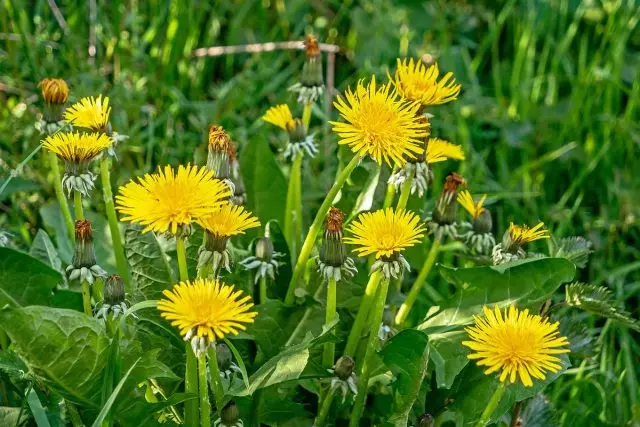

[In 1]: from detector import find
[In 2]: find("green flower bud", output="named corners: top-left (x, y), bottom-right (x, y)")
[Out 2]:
top-left (417, 413), bottom-right (435, 427)
top-left (221, 400), bottom-right (240, 425)
top-left (216, 343), bottom-right (233, 372)
top-left (104, 274), bottom-right (125, 306)
top-left (334, 355), bottom-right (356, 381)
top-left (255, 237), bottom-right (274, 262)
top-left (300, 35), bottom-right (323, 88)
top-left (72, 220), bottom-right (97, 268)
top-left (473, 208), bottom-right (493, 234)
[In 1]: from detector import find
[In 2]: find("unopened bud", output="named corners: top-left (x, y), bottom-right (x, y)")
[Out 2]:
top-left (73, 220), bottom-right (96, 268)
top-left (207, 125), bottom-right (232, 180)
top-left (104, 274), bottom-right (125, 306)
top-left (38, 78), bottom-right (69, 124)
top-left (434, 172), bottom-right (466, 225)
top-left (221, 401), bottom-right (240, 425)
top-left (473, 208), bottom-right (493, 234)
top-left (216, 343), bottom-right (233, 372)
top-left (301, 35), bottom-right (323, 88)
top-left (255, 237), bottom-right (274, 262)
top-left (287, 118), bottom-right (307, 142)
top-left (334, 355), bottom-right (355, 381)
top-left (319, 207), bottom-right (348, 267)
top-left (417, 413), bottom-right (434, 427)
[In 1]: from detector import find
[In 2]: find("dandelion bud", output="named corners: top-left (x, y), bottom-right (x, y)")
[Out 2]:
top-left (104, 274), bottom-right (125, 306)
top-left (240, 235), bottom-right (284, 284)
top-left (38, 78), bottom-right (69, 124)
top-left (255, 237), bottom-right (274, 262)
top-left (207, 125), bottom-right (233, 187)
top-left (318, 208), bottom-right (357, 282)
top-left (433, 172), bottom-right (466, 225)
top-left (289, 34), bottom-right (324, 104)
top-left (216, 342), bottom-right (233, 372)
top-left (474, 208), bottom-right (493, 234)
top-left (417, 413), bottom-right (435, 427)
top-left (220, 401), bottom-right (241, 426)
top-left (334, 355), bottom-right (356, 381)
top-left (66, 220), bottom-right (107, 284)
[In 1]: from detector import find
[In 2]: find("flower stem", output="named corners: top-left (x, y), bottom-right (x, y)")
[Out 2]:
top-left (285, 155), bottom-right (360, 306)
top-left (100, 156), bottom-right (130, 288)
top-left (395, 235), bottom-right (442, 326)
top-left (259, 275), bottom-right (268, 304)
top-left (81, 280), bottom-right (92, 316)
top-left (349, 278), bottom-right (389, 427)
top-left (476, 382), bottom-right (507, 427)
top-left (207, 345), bottom-right (225, 417)
top-left (322, 277), bottom-right (338, 369)
top-left (197, 353), bottom-right (211, 427)
top-left (314, 386), bottom-right (337, 427)
top-left (284, 154), bottom-right (303, 261)
top-left (382, 166), bottom-right (398, 209)
top-left (176, 236), bottom-right (189, 282)
top-left (302, 102), bottom-right (313, 130)
top-left (395, 175), bottom-right (413, 210)
top-left (73, 190), bottom-right (84, 220)
top-left (49, 151), bottom-right (75, 242)
top-left (344, 270), bottom-right (382, 357)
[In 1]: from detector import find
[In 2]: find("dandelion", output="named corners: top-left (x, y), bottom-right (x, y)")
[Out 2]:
top-left (64, 95), bottom-right (111, 132)
top-left (331, 76), bottom-right (428, 167)
top-left (457, 190), bottom-right (495, 255)
top-left (39, 78), bottom-right (69, 106)
top-left (462, 305), bottom-right (569, 387)
top-left (263, 104), bottom-right (317, 160)
top-left (391, 58), bottom-right (461, 108)
top-left (42, 131), bottom-right (113, 196)
top-left (157, 278), bottom-right (257, 355)
top-left (206, 125), bottom-right (235, 192)
top-left (115, 164), bottom-right (231, 235)
top-left (317, 207), bottom-right (357, 282)
top-left (95, 274), bottom-right (130, 320)
top-left (197, 204), bottom-right (261, 275)
top-left (492, 222), bottom-right (550, 265)
top-left (240, 235), bottom-right (284, 287)
top-left (289, 34), bottom-right (324, 104)
top-left (426, 172), bottom-right (466, 240)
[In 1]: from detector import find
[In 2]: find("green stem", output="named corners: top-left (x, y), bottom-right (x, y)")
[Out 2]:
top-left (176, 236), bottom-right (189, 281)
top-left (259, 275), bottom-right (268, 304)
top-left (395, 175), bottom-right (413, 211)
top-left (285, 155), bottom-right (361, 306)
top-left (207, 345), bottom-right (225, 417)
top-left (344, 270), bottom-right (383, 357)
top-left (302, 102), bottom-right (313, 130)
top-left (314, 386), bottom-right (336, 427)
top-left (395, 235), bottom-right (442, 326)
top-left (382, 167), bottom-right (398, 209)
top-left (81, 280), bottom-right (92, 316)
top-left (284, 154), bottom-right (303, 262)
top-left (198, 353), bottom-right (211, 427)
top-left (185, 346), bottom-right (199, 427)
top-left (349, 278), bottom-right (389, 427)
top-left (100, 156), bottom-right (130, 288)
top-left (322, 277), bottom-right (338, 369)
top-left (49, 152), bottom-right (75, 242)
top-left (73, 190), bottom-right (84, 220)
top-left (475, 382), bottom-right (507, 427)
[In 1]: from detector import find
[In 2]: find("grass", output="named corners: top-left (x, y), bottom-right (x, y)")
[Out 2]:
top-left (1, 0), bottom-right (639, 425)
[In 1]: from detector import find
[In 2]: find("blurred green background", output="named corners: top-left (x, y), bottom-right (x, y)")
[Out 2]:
top-left (1, 0), bottom-right (639, 424)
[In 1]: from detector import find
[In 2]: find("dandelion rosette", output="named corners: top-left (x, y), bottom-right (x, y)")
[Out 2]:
top-left (457, 190), bottom-right (495, 254)
top-left (345, 208), bottom-right (425, 279)
top-left (263, 104), bottom-right (317, 160)
top-left (64, 95), bottom-right (111, 132)
top-left (492, 222), bottom-right (550, 265)
top-left (331, 76), bottom-right (428, 168)
top-left (391, 58), bottom-right (461, 108)
top-left (462, 305), bottom-right (570, 387)
top-left (317, 207), bottom-right (357, 282)
top-left (42, 131), bottom-right (113, 196)
top-left (388, 135), bottom-right (465, 197)
top-left (288, 34), bottom-right (324, 104)
top-left (197, 204), bottom-right (261, 274)
top-left (115, 164), bottom-right (231, 235)
top-left (157, 278), bottom-right (257, 356)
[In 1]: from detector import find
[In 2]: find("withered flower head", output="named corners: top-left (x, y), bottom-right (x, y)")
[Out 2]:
top-left (208, 125), bottom-right (232, 152)
top-left (326, 207), bottom-right (345, 236)
top-left (75, 219), bottom-right (93, 242)
top-left (303, 34), bottom-right (321, 58)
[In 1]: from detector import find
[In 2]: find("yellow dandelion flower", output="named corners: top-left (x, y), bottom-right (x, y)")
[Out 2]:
top-left (457, 190), bottom-right (487, 219)
top-left (330, 76), bottom-right (429, 167)
top-left (64, 95), bottom-right (111, 131)
top-left (462, 305), bottom-right (570, 387)
top-left (42, 131), bottom-right (113, 162)
top-left (426, 138), bottom-right (465, 163)
top-left (115, 164), bottom-right (231, 234)
top-left (198, 204), bottom-right (261, 238)
top-left (262, 104), bottom-right (295, 131)
top-left (509, 222), bottom-right (550, 246)
top-left (344, 208), bottom-right (426, 258)
top-left (38, 78), bottom-right (69, 105)
top-left (392, 58), bottom-right (461, 107)
top-left (158, 278), bottom-right (257, 341)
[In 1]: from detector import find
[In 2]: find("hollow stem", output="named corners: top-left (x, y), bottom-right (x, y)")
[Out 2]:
top-left (395, 235), bottom-right (442, 326)
top-left (382, 166), bottom-right (398, 209)
top-left (344, 270), bottom-right (382, 357)
top-left (322, 277), bottom-right (338, 369)
top-left (100, 156), bottom-right (130, 288)
top-left (302, 102), bottom-right (313, 130)
top-left (176, 236), bottom-right (189, 282)
top-left (81, 280), bottom-right (92, 316)
top-left (49, 152), bottom-right (75, 242)
top-left (285, 155), bottom-right (361, 306)
top-left (476, 382), bottom-right (507, 427)
top-left (207, 345), bottom-right (225, 417)
top-left (395, 175), bottom-right (413, 211)
top-left (73, 190), bottom-right (84, 220)
top-left (198, 353), bottom-right (211, 427)
top-left (284, 154), bottom-right (303, 261)
top-left (314, 386), bottom-right (337, 427)
top-left (349, 278), bottom-right (389, 427)
top-left (259, 275), bottom-right (268, 304)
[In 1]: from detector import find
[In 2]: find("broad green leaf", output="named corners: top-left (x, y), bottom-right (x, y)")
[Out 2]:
top-left (379, 329), bottom-right (429, 426)
top-left (29, 229), bottom-right (64, 275)
top-left (259, 386), bottom-right (311, 425)
top-left (91, 359), bottom-right (140, 427)
top-left (0, 177), bottom-right (40, 201)
top-left (26, 388), bottom-right (52, 427)
top-left (40, 202), bottom-right (73, 263)
top-left (0, 407), bottom-right (24, 426)
top-left (0, 247), bottom-right (61, 307)
top-left (428, 330), bottom-right (469, 390)
top-left (247, 300), bottom-right (299, 359)
top-left (124, 225), bottom-right (175, 302)
top-left (50, 289), bottom-right (84, 311)
top-left (565, 282), bottom-right (640, 331)
top-left (421, 258), bottom-right (575, 328)
top-left (0, 306), bottom-right (111, 408)
top-left (240, 139), bottom-right (287, 226)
